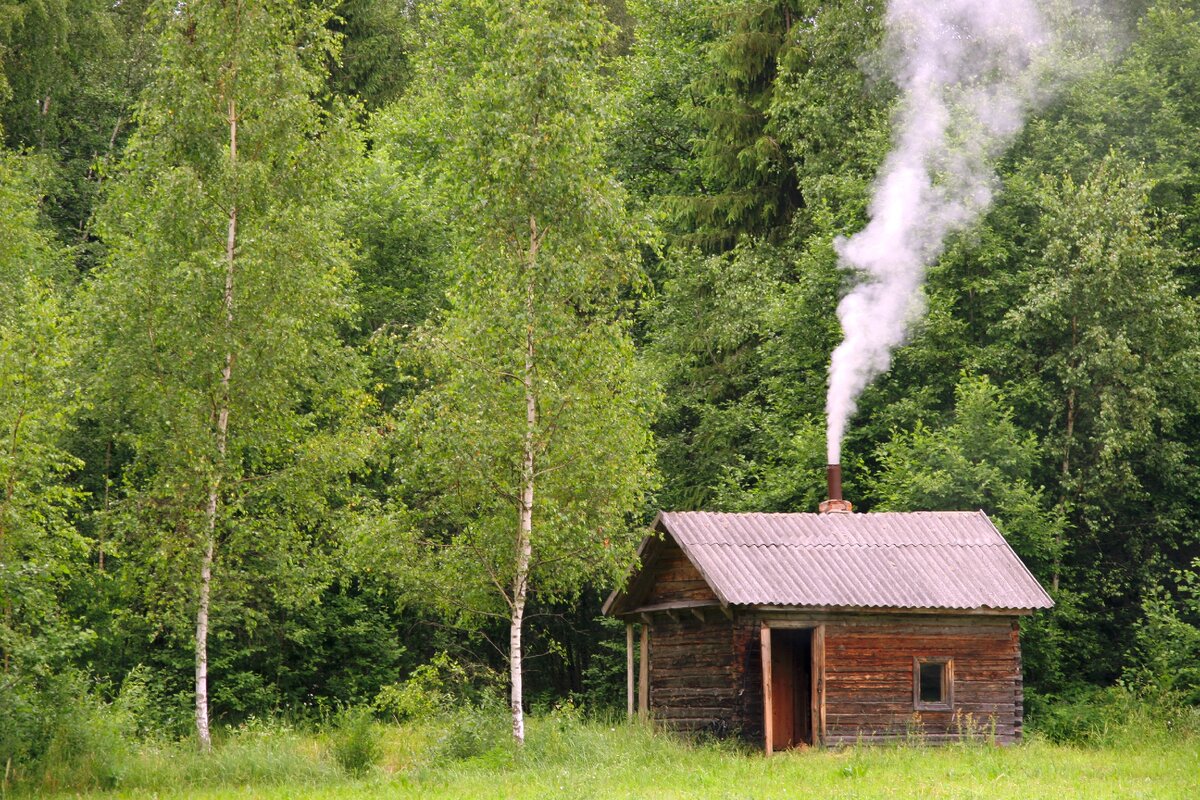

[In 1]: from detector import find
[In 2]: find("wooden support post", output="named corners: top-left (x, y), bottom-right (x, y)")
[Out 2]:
top-left (814, 624), bottom-right (826, 746)
top-left (761, 623), bottom-right (773, 755)
top-left (810, 627), bottom-right (819, 747)
top-left (690, 607), bottom-right (706, 623)
top-left (638, 624), bottom-right (649, 720)
top-left (626, 622), bottom-right (635, 720)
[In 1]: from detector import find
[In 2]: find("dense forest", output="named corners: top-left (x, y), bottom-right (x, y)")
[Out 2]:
top-left (2, 0), bottom-right (1200, 771)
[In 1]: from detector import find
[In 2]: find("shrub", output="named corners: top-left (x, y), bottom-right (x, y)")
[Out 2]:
top-left (374, 652), bottom-right (470, 723)
top-left (1027, 685), bottom-right (1200, 745)
top-left (155, 718), bottom-right (338, 788)
top-left (435, 705), bottom-right (509, 762)
top-left (1123, 560), bottom-right (1200, 706)
top-left (38, 690), bottom-right (136, 792)
top-left (329, 706), bottom-right (381, 776)
top-left (0, 676), bottom-right (48, 784)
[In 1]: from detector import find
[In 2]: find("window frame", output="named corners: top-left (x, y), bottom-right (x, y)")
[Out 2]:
top-left (913, 656), bottom-right (954, 711)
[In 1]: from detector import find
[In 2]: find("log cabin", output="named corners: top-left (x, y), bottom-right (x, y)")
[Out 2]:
top-left (603, 505), bottom-right (1053, 751)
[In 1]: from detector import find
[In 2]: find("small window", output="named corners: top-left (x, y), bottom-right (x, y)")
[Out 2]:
top-left (913, 657), bottom-right (953, 710)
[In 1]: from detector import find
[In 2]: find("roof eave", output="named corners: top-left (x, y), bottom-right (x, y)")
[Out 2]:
top-left (601, 513), bottom-right (666, 617)
top-left (657, 512), bottom-right (733, 607)
top-left (748, 603), bottom-right (1046, 616)
top-left (975, 509), bottom-right (1056, 609)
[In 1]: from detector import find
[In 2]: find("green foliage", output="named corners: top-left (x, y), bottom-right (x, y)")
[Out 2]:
top-left (683, 0), bottom-right (805, 245)
top-left (9, 710), bottom-right (1199, 797)
top-left (1005, 155), bottom-right (1198, 518)
top-left (1124, 559), bottom-right (1200, 704)
top-left (0, 142), bottom-right (91, 776)
top-left (577, 615), bottom-right (633, 712)
top-left (609, 0), bottom-right (714, 203)
top-left (373, 657), bottom-right (509, 762)
top-left (373, 652), bottom-right (482, 723)
top-left (645, 242), bottom-right (790, 509)
top-left (0, 0), bottom-right (156, 245)
top-left (434, 706), bottom-right (510, 763)
top-left (85, 0), bottom-right (372, 734)
top-left (1028, 684), bottom-right (1200, 745)
top-left (873, 374), bottom-right (1064, 576)
top-left (385, 0), bottom-right (658, 629)
top-left (9, 0), bottom-right (1200, 761)
top-left (329, 706), bottom-right (381, 776)
top-left (0, 666), bottom-right (160, 792)
top-left (997, 154), bottom-right (1200, 682)
top-left (327, 0), bottom-right (413, 110)
top-left (38, 683), bottom-right (139, 792)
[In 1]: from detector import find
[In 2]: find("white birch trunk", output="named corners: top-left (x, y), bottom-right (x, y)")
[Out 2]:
top-left (197, 96), bottom-right (237, 751)
top-left (511, 217), bottom-right (540, 744)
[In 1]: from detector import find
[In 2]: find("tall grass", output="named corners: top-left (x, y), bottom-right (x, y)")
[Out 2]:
top-left (1028, 685), bottom-right (1200, 745)
top-left (28, 716), bottom-right (340, 796)
top-left (17, 692), bottom-right (1200, 798)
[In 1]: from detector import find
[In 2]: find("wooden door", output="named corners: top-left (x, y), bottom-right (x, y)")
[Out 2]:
top-left (765, 629), bottom-right (813, 751)
top-left (771, 633), bottom-right (796, 751)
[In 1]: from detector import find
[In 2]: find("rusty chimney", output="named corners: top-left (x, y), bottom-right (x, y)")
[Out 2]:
top-left (819, 464), bottom-right (853, 513)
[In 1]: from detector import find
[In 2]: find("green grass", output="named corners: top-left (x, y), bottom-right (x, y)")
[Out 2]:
top-left (26, 714), bottom-right (1200, 800)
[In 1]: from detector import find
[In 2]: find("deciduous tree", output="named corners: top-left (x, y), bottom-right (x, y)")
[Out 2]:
top-left (88, 0), bottom-right (366, 748)
top-left (386, 0), bottom-right (657, 743)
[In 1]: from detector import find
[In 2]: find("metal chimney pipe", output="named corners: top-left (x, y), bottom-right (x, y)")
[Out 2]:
top-left (819, 463), bottom-right (853, 513)
top-left (827, 464), bottom-right (843, 501)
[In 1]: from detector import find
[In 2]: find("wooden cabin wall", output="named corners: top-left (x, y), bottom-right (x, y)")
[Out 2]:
top-left (647, 614), bottom-right (738, 735)
top-left (732, 618), bottom-right (764, 742)
top-left (821, 616), bottom-right (1023, 745)
top-left (645, 609), bottom-right (1024, 747)
top-left (643, 539), bottom-right (719, 606)
top-left (726, 612), bottom-right (1024, 747)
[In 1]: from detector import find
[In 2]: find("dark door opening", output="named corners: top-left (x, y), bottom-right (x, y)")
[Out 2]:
top-left (770, 629), bottom-right (813, 750)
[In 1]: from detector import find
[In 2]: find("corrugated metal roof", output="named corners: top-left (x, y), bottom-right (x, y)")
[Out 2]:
top-left (656, 510), bottom-right (1053, 611)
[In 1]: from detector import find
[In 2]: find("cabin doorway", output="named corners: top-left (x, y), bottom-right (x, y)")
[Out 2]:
top-left (765, 628), bottom-right (813, 750)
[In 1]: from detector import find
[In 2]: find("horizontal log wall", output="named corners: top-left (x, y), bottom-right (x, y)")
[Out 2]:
top-left (643, 540), bottom-right (719, 606)
top-left (821, 616), bottom-right (1023, 745)
top-left (647, 614), bottom-right (738, 736)
top-left (733, 617), bottom-right (764, 743)
top-left (647, 609), bottom-right (1025, 747)
top-left (733, 611), bottom-right (1025, 747)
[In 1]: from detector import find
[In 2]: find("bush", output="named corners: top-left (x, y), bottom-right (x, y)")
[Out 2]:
top-left (374, 652), bottom-right (480, 723)
top-left (0, 665), bottom-right (175, 792)
top-left (40, 709), bottom-right (129, 791)
top-left (1123, 561), bottom-right (1200, 705)
top-left (329, 706), bottom-right (381, 776)
top-left (520, 699), bottom-right (587, 765)
top-left (157, 717), bottom-right (338, 788)
top-left (435, 705), bottom-right (509, 762)
top-left (38, 687), bottom-right (138, 792)
top-left (1028, 685), bottom-right (1200, 745)
top-left (0, 676), bottom-right (48, 783)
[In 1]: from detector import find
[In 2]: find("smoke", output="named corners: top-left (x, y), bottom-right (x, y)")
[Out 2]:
top-left (826, 0), bottom-right (1107, 464)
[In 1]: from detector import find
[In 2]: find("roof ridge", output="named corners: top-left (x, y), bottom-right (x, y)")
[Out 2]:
top-left (687, 541), bottom-right (1006, 548)
top-left (666, 509), bottom-right (982, 516)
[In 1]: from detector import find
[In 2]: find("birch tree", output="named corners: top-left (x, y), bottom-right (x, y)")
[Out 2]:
top-left (383, 0), bottom-right (657, 743)
top-left (88, 0), bottom-right (363, 749)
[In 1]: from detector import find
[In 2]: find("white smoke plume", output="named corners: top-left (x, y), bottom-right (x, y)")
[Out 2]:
top-left (826, 0), bottom-right (1101, 464)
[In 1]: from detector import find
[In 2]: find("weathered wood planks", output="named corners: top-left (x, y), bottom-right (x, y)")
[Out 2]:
top-left (643, 609), bottom-right (1025, 749)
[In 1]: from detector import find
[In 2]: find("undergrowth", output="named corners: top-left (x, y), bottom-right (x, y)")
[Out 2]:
top-left (9, 692), bottom-right (1198, 797)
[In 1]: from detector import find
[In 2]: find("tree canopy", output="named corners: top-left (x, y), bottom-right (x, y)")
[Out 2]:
top-left (1, 0), bottom-right (1200, 762)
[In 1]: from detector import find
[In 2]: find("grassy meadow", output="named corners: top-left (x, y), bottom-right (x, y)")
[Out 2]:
top-left (26, 708), bottom-right (1200, 800)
